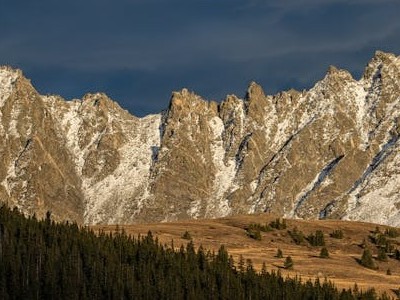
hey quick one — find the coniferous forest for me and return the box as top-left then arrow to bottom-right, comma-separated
0,205 -> 390,299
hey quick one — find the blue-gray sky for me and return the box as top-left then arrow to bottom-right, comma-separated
1,0 -> 400,116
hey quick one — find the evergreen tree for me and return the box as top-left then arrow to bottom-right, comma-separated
246,227 -> 262,241
182,231 -> 192,240
288,227 -> 304,245
284,256 -> 294,269
360,248 -> 376,269
269,218 -> 287,230
276,248 -> 283,258
319,247 -> 329,258
330,229 -> 344,239
261,262 -> 267,276
308,230 -> 325,246
377,248 -> 388,262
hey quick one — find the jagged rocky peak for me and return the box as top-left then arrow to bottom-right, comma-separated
362,50 -> 400,82
373,49 -> 398,63
82,92 -> 110,105
166,88 -> 219,125
325,65 -> 354,82
0,65 -> 21,83
0,50 -> 399,226
169,88 -> 198,108
169,88 -> 211,111
246,81 -> 266,100
80,92 -> 133,118
0,67 -> 29,106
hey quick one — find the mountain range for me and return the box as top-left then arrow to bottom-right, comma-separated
0,50 -> 399,225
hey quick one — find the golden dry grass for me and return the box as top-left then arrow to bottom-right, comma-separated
92,213 -> 400,297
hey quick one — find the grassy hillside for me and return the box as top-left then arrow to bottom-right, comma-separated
94,213 -> 400,297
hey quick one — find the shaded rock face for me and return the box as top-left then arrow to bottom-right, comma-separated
0,51 -> 400,225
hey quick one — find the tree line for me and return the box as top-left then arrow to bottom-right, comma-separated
0,206 -> 389,299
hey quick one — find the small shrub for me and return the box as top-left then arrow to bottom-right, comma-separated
308,230 -> 325,246
384,242 -> 395,254
246,228 -> 262,241
374,234 -> 388,246
288,227 -> 304,245
377,247 -> 388,262
385,228 -> 400,238
248,223 -> 272,233
319,247 -> 329,258
276,248 -> 283,258
330,229 -> 344,239
269,218 -> 287,230
284,256 -> 293,269
182,231 -> 192,240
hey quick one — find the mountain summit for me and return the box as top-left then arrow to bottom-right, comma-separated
0,51 -> 399,225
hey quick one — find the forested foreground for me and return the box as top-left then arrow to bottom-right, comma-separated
0,206 -> 390,299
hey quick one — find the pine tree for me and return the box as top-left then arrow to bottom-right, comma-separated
269,218 -> 287,230
237,255 -> 245,274
308,230 -> 325,246
284,256 -> 293,269
330,229 -> 344,239
247,228 -> 261,241
360,248 -> 376,269
319,247 -> 329,258
288,227 -> 304,245
276,248 -> 283,258
377,247 -> 388,262
261,262 -> 267,275
182,231 -> 192,240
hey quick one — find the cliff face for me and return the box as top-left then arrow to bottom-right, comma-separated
0,67 -> 84,222
0,51 -> 399,225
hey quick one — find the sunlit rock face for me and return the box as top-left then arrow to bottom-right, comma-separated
0,51 -> 399,225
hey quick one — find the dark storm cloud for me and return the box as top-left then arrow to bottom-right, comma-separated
1,0 -> 400,116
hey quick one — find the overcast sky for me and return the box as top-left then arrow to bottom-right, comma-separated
1,0 -> 400,116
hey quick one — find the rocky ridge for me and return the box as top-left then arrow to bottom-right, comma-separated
0,51 -> 399,225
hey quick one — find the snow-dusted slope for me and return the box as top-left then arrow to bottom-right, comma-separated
43,93 -> 162,223
0,51 -> 399,225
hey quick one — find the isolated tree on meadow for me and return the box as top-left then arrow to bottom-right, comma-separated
284,256 -> 293,269
276,248 -> 283,258
360,248 -> 376,269
308,230 -> 325,246
319,247 -> 329,258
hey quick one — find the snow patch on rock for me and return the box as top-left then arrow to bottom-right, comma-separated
207,116 -> 235,217
344,140 -> 400,225
344,174 -> 400,226
83,113 -> 162,224
0,67 -> 18,108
